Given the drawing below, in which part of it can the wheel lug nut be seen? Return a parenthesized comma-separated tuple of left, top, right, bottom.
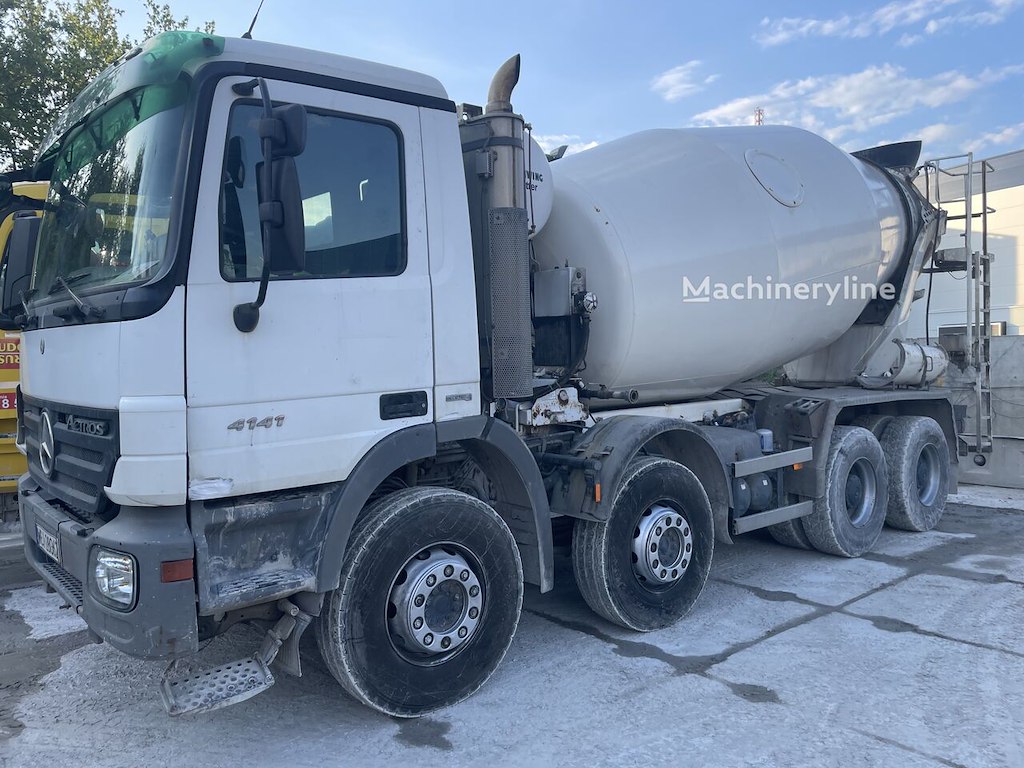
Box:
(653, 559, 659, 568)
(424, 633, 434, 646)
(660, 569, 667, 578)
(413, 617, 423, 630)
(426, 574, 436, 587)
(460, 570, 470, 581)
(655, 527, 663, 536)
(441, 637, 451, 649)
(469, 585, 480, 597)
(458, 627, 468, 638)
(414, 595, 425, 607)
(469, 607, 479, 619)
(650, 543, 657, 552)
(444, 565, 454, 578)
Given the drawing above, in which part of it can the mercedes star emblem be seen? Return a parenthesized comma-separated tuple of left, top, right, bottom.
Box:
(39, 410, 55, 477)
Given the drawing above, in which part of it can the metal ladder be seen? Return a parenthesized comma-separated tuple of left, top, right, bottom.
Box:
(921, 153, 995, 458)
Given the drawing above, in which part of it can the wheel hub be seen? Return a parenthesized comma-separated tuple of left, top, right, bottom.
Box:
(844, 457, 877, 527)
(916, 443, 941, 506)
(389, 546, 483, 656)
(632, 504, 692, 585)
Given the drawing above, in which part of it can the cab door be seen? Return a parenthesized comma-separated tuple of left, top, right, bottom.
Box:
(185, 76, 433, 498)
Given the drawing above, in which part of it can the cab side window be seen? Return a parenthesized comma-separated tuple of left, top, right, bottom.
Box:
(219, 103, 405, 281)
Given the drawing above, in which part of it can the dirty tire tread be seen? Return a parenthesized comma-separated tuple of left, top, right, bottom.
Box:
(803, 426, 889, 558)
(880, 415, 949, 532)
(571, 456, 714, 631)
(768, 518, 813, 550)
(851, 413, 895, 440)
(315, 487, 523, 717)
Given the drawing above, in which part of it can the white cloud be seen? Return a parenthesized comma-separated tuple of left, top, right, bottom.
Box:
(533, 133, 599, 157)
(692, 63, 1024, 146)
(913, 123, 957, 145)
(925, 0, 1023, 32)
(966, 122, 1024, 153)
(650, 61, 718, 102)
(755, 0, 1018, 46)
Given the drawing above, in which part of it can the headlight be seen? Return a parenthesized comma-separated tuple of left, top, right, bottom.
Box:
(93, 549, 136, 608)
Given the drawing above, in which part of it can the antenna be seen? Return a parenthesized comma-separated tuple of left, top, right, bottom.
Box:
(242, 0, 266, 39)
(754, 107, 765, 126)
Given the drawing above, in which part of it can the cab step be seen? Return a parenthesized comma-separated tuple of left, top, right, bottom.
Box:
(160, 656, 275, 716)
(159, 597, 314, 716)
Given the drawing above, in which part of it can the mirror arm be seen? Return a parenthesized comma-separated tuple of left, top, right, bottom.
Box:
(233, 77, 276, 334)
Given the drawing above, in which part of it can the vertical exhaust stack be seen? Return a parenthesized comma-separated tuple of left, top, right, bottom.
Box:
(460, 55, 533, 402)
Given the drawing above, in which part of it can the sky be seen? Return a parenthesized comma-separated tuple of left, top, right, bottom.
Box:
(113, 0, 1024, 159)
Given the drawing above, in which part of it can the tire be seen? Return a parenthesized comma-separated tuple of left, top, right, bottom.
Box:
(803, 426, 889, 557)
(315, 487, 523, 717)
(571, 456, 714, 631)
(768, 518, 813, 550)
(851, 413, 894, 440)
(880, 416, 950, 532)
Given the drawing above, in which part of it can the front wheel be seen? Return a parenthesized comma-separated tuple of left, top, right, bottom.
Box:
(572, 456, 714, 631)
(315, 487, 523, 717)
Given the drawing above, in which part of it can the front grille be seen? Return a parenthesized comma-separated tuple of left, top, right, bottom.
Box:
(22, 396, 119, 517)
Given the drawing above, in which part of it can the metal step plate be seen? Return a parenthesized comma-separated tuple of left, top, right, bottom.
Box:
(160, 656, 275, 716)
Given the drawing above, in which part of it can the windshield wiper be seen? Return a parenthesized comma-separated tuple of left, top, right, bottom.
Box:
(16, 288, 39, 328)
(47, 272, 90, 294)
(49, 275, 105, 319)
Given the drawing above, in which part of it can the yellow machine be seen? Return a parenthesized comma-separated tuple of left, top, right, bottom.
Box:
(0, 177, 46, 521)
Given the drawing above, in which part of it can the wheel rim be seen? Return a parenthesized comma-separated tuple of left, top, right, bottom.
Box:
(388, 544, 484, 664)
(844, 457, 877, 527)
(916, 443, 942, 506)
(631, 503, 693, 587)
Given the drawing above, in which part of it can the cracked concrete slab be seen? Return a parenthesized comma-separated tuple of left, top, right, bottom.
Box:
(711, 538, 908, 606)
(710, 611, 1024, 768)
(844, 573, 1024, 656)
(1, 503, 1021, 767)
(949, 552, 1024, 583)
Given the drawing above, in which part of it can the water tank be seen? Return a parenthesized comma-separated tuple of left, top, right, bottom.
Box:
(531, 126, 915, 402)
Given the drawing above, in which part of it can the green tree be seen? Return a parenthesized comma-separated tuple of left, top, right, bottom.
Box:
(0, 0, 214, 171)
(142, 0, 215, 39)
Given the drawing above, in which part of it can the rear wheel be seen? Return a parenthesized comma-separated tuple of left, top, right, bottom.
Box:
(803, 426, 889, 557)
(572, 456, 714, 631)
(315, 487, 523, 717)
(768, 518, 813, 550)
(851, 413, 894, 440)
(880, 416, 949, 532)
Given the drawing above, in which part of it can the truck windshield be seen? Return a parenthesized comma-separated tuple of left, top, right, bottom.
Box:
(32, 81, 187, 299)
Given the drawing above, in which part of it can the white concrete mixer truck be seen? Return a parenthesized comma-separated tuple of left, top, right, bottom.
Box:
(4, 33, 959, 717)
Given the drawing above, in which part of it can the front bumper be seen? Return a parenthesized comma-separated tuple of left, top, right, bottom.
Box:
(20, 475, 199, 659)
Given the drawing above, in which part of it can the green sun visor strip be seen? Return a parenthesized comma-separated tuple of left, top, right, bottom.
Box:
(36, 31, 225, 168)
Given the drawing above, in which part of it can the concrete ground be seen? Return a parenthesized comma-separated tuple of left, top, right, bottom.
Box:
(1, 491, 1022, 768)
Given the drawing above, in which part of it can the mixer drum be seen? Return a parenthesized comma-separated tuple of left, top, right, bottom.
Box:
(531, 126, 911, 402)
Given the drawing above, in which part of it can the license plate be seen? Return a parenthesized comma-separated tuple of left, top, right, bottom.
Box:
(36, 524, 60, 563)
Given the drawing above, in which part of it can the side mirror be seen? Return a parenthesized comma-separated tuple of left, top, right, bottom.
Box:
(0, 213, 40, 329)
(0, 176, 12, 209)
(232, 80, 308, 333)
(263, 103, 307, 158)
(256, 156, 306, 273)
